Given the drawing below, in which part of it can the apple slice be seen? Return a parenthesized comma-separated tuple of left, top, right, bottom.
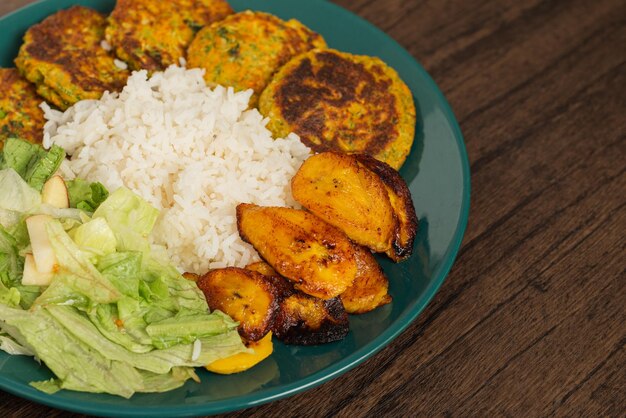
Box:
(25, 214, 58, 274)
(22, 254, 53, 286)
(41, 175, 69, 209)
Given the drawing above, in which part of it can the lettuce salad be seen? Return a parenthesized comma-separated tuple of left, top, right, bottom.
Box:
(0, 138, 246, 398)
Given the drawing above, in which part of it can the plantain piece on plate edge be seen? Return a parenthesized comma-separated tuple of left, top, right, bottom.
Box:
(14, 6, 129, 110)
(353, 153, 418, 261)
(291, 151, 398, 253)
(0, 68, 45, 148)
(341, 245, 392, 314)
(246, 261, 349, 345)
(237, 203, 357, 300)
(106, 0, 233, 72)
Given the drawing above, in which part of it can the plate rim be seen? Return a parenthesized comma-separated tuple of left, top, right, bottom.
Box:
(0, 0, 471, 415)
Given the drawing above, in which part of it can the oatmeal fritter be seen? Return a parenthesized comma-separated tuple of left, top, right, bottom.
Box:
(14, 6, 129, 110)
(259, 49, 416, 169)
(0, 68, 45, 148)
(106, 0, 233, 71)
(187, 11, 326, 107)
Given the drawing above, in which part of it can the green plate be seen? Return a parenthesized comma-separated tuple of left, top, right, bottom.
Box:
(0, 0, 470, 415)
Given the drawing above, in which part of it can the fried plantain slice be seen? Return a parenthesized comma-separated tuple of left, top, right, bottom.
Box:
(354, 154, 418, 261)
(245, 261, 278, 277)
(246, 260, 349, 345)
(197, 267, 278, 341)
(274, 292, 348, 345)
(291, 151, 397, 253)
(237, 204, 357, 299)
(341, 245, 392, 314)
(182, 272, 199, 281)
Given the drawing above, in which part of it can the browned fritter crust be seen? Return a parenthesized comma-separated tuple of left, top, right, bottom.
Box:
(0, 68, 45, 148)
(259, 49, 416, 169)
(106, 0, 233, 71)
(187, 11, 326, 107)
(14, 6, 129, 110)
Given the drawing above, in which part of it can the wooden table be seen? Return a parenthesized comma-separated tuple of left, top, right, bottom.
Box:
(1, 0, 624, 416)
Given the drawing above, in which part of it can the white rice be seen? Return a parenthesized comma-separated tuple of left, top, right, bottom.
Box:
(42, 66, 310, 273)
(113, 59, 128, 70)
(100, 39, 112, 51)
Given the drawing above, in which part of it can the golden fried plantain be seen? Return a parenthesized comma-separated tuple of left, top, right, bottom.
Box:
(197, 267, 278, 341)
(291, 151, 397, 253)
(246, 260, 349, 345)
(354, 154, 418, 261)
(245, 261, 278, 277)
(274, 292, 349, 345)
(182, 272, 199, 281)
(341, 245, 392, 314)
(237, 204, 357, 299)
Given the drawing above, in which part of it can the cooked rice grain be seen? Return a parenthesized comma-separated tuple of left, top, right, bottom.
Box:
(43, 66, 310, 273)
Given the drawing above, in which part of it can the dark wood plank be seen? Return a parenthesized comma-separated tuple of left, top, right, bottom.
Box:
(1, 0, 625, 417)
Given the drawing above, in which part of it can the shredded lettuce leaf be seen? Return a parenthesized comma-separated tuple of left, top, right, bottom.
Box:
(66, 178, 109, 212)
(0, 168, 41, 217)
(0, 138, 65, 191)
(93, 188, 159, 255)
(0, 187, 247, 397)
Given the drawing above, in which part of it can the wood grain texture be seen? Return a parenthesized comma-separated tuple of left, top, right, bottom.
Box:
(1, 0, 625, 416)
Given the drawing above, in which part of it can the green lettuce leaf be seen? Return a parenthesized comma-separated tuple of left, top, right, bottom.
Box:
(24, 145, 65, 191)
(66, 178, 109, 212)
(0, 332, 34, 356)
(30, 379, 61, 394)
(0, 168, 41, 217)
(44, 220, 121, 304)
(72, 217, 117, 262)
(0, 138, 40, 177)
(93, 188, 159, 253)
(0, 138, 65, 191)
(97, 251, 142, 298)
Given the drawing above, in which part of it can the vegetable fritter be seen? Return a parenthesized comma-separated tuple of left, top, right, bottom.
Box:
(197, 267, 278, 341)
(0, 68, 45, 148)
(187, 11, 326, 107)
(341, 245, 392, 314)
(236, 204, 357, 299)
(259, 48, 416, 169)
(355, 153, 418, 261)
(106, 0, 233, 72)
(246, 261, 349, 345)
(291, 152, 397, 253)
(14, 6, 129, 110)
